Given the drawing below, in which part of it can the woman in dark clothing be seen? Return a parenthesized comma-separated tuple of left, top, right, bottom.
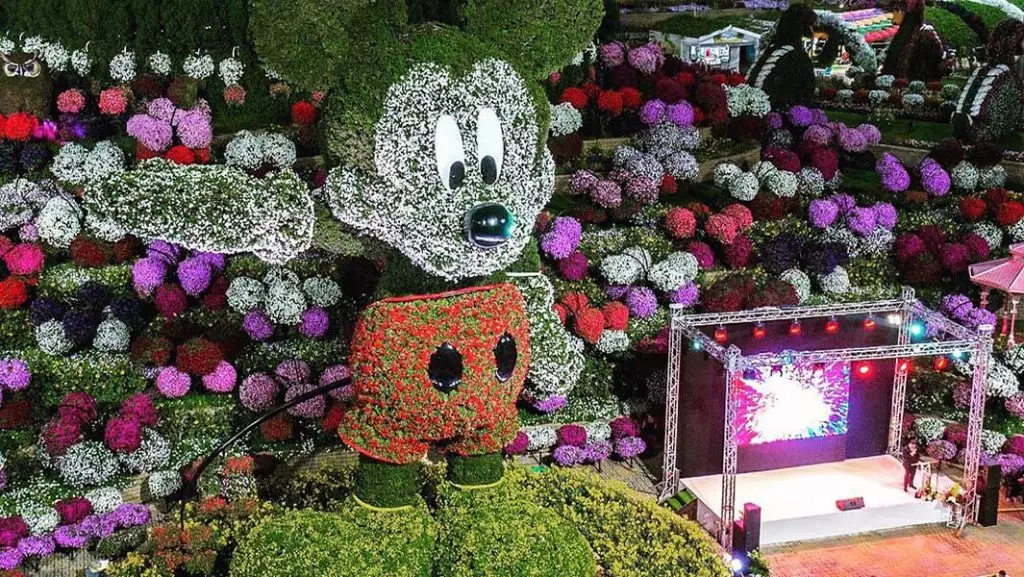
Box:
(902, 439, 920, 492)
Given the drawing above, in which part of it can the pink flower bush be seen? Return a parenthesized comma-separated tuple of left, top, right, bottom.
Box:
(2, 244, 43, 275)
(98, 88, 128, 115)
(202, 361, 237, 393)
(56, 90, 86, 114)
(705, 213, 738, 245)
(156, 366, 191, 398)
(104, 414, 143, 453)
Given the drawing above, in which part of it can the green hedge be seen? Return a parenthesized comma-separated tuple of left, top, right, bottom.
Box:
(515, 467, 730, 577)
(962, 0, 1013, 29)
(230, 505, 436, 577)
(446, 453, 503, 486)
(19, 349, 146, 408)
(36, 263, 132, 303)
(354, 456, 422, 508)
(436, 487, 596, 577)
(925, 7, 981, 51)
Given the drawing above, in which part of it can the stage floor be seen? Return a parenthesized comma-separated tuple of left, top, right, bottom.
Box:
(683, 455, 952, 545)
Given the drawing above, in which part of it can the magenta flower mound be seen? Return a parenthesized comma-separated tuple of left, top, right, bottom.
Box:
(940, 243, 971, 273)
(569, 170, 599, 195)
(104, 414, 143, 453)
(120, 394, 159, 427)
(610, 415, 640, 439)
(192, 252, 226, 272)
(532, 395, 568, 413)
(627, 43, 662, 74)
(126, 114, 173, 152)
(808, 199, 839, 229)
(239, 373, 279, 412)
(802, 124, 833, 147)
(540, 217, 583, 259)
(0, 547, 22, 570)
(4, 244, 44, 275)
(176, 110, 213, 149)
(0, 358, 30, 391)
(873, 202, 898, 230)
(55, 498, 93, 526)
(858, 123, 881, 146)
(299, 307, 330, 338)
(558, 251, 589, 281)
(321, 364, 352, 394)
(940, 294, 974, 321)
(52, 524, 89, 549)
(17, 535, 55, 557)
(111, 503, 150, 528)
(284, 384, 326, 419)
(614, 436, 647, 459)
(668, 282, 699, 307)
(242, 309, 274, 341)
(58, 392, 97, 424)
(787, 105, 814, 127)
(504, 431, 529, 456)
(557, 424, 588, 448)
(275, 359, 311, 384)
(846, 206, 878, 236)
(767, 112, 783, 130)
(599, 42, 626, 67)
(176, 257, 212, 296)
(830, 193, 855, 214)
(156, 366, 191, 398)
(591, 180, 623, 208)
(895, 234, 926, 262)
(625, 286, 658, 318)
(553, 444, 583, 466)
(640, 99, 667, 126)
(154, 284, 188, 318)
(666, 101, 694, 128)
(963, 233, 990, 260)
(0, 517, 28, 548)
(687, 240, 715, 269)
(201, 361, 237, 393)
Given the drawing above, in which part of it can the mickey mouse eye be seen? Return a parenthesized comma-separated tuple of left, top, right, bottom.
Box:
(476, 108, 503, 185)
(435, 115, 466, 191)
(3, 63, 18, 77)
(22, 61, 40, 77)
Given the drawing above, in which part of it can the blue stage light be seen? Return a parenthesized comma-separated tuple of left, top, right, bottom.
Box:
(909, 321, 925, 337)
(690, 339, 702, 351)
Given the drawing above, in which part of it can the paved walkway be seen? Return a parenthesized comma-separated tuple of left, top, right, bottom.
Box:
(764, 513, 1024, 577)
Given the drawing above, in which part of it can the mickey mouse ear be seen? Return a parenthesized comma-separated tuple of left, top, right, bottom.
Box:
(249, 0, 408, 92)
(463, 0, 604, 81)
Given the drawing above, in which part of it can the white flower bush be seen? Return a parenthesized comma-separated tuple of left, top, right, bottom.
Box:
(869, 90, 889, 106)
(914, 416, 946, 442)
(596, 330, 630, 354)
(118, 429, 171, 473)
(225, 131, 297, 171)
(36, 320, 73, 355)
(525, 426, 557, 451)
(978, 165, 1006, 189)
(148, 52, 171, 75)
(264, 278, 306, 325)
(981, 429, 1007, 454)
(51, 141, 126, 187)
(147, 470, 182, 499)
(876, 75, 895, 89)
(972, 222, 1003, 250)
(584, 422, 612, 442)
(764, 169, 798, 198)
(600, 247, 650, 286)
(323, 59, 553, 281)
(302, 277, 342, 308)
(35, 198, 82, 248)
(647, 252, 698, 292)
(227, 277, 266, 312)
(713, 163, 742, 188)
(183, 52, 215, 79)
(19, 502, 60, 535)
(797, 167, 825, 197)
(987, 360, 1020, 398)
(57, 442, 119, 487)
(837, 89, 854, 102)
(902, 93, 925, 109)
(85, 487, 123, 514)
(819, 265, 851, 295)
(84, 159, 315, 264)
(219, 56, 245, 86)
(71, 47, 92, 76)
(549, 102, 583, 137)
(109, 49, 136, 83)
(725, 84, 770, 118)
(510, 274, 584, 401)
(713, 163, 760, 201)
(781, 268, 811, 303)
(93, 318, 130, 352)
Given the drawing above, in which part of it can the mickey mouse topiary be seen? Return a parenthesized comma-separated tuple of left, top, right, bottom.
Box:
(746, 4, 817, 111)
(952, 18, 1024, 143)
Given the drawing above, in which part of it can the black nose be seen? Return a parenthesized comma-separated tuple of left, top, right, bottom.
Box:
(466, 203, 514, 248)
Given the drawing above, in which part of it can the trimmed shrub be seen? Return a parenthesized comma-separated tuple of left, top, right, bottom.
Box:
(230, 506, 435, 577)
(447, 453, 503, 487)
(353, 455, 421, 508)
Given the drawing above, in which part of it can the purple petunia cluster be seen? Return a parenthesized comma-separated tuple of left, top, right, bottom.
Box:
(126, 98, 213, 152)
(540, 217, 583, 260)
(919, 158, 951, 197)
(876, 153, 910, 193)
(808, 195, 898, 237)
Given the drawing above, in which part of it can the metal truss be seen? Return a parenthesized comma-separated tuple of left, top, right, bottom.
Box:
(720, 348, 741, 549)
(662, 287, 993, 545)
(962, 325, 994, 525)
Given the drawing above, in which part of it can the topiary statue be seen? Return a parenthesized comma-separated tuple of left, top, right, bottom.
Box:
(881, 0, 945, 81)
(952, 18, 1024, 143)
(745, 4, 817, 111)
(0, 51, 52, 116)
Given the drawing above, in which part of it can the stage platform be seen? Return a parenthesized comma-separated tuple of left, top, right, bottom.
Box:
(683, 455, 952, 545)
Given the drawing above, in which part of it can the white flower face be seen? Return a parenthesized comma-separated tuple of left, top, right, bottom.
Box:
(324, 59, 553, 281)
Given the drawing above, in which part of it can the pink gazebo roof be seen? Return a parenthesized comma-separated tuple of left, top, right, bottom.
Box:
(969, 243, 1024, 293)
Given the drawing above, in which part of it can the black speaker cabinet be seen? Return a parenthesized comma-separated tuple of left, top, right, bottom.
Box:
(978, 463, 1000, 527)
(835, 496, 865, 511)
(740, 502, 761, 552)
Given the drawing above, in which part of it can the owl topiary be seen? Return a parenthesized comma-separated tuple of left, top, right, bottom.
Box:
(746, 4, 817, 111)
(952, 19, 1024, 143)
(0, 51, 52, 117)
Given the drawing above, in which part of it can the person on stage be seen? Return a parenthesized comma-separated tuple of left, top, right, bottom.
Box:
(902, 439, 920, 492)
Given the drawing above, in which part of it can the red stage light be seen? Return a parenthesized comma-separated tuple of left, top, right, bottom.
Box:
(863, 316, 877, 332)
(855, 362, 872, 376)
(933, 356, 949, 371)
(752, 323, 766, 339)
(898, 360, 911, 373)
(825, 318, 839, 335)
(714, 326, 728, 343)
(788, 320, 802, 336)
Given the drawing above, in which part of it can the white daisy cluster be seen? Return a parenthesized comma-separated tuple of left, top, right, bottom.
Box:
(19, 502, 60, 535)
(524, 426, 558, 452)
(549, 102, 583, 137)
(971, 222, 1003, 250)
(224, 131, 297, 171)
(902, 93, 925, 109)
(84, 159, 315, 264)
(56, 441, 119, 487)
(725, 84, 771, 118)
(228, 270, 341, 325)
(950, 162, 979, 192)
(148, 52, 172, 75)
(109, 48, 136, 83)
(713, 163, 759, 201)
(118, 429, 171, 473)
(814, 10, 878, 71)
(981, 429, 1008, 454)
(183, 52, 215, 79)
(753, 161, 798, 198)
(51, 141, 126, 187)
(84, 487, 123, 514)
(875, 75, 895, 89)
(219, 55, 245, 86)
(93, 318, 131, 352)
(510, 274, 584, 403)
(781, 268, 811, 303)
(914, 416, 946, 442)
(596, 330, 630, 354)
(818, 265, 851, 295)
(868, 90, 889, 107)
(147, 470, 183, 499)
(836, 89, 854, 102)
(978, 165, 1006, 189)
(0, 34, 71, 71)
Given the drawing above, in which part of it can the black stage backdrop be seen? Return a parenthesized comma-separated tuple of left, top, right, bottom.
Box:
(675, 316, 898, 477)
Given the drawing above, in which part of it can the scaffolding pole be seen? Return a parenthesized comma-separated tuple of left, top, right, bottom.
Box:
(962, 323, 994, 525)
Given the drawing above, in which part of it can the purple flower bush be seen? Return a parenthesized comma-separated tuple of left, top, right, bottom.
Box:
(540, 217, 583, 260)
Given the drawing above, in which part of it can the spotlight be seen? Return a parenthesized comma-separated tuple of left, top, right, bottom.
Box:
(951, 350, 965, 360)
(887, 313, 902, 326)
(933, 356, 949, 371)
(788, 319, 802, 336)
(855, 361, 872, 376)
(714, 326, 728, 344)
(909, 321, 925, 338)
(690, 339, 702, 351)
(730, 557, 744, 573)
(898, 360, 912, 373)
(825, 316, 840, 335)
(752, 322, 766, 339)
(863, 315, 877, 332)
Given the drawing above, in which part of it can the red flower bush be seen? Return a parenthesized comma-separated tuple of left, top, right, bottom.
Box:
(291, 101, 317, 125)
(996, 201, 1024, 227)
(620, 87, 642, 109)
(664, 207, 696, 239)
(601, 302, 629, 330)
(163, 145, 195, 165)
(176, 338, 224, 376)
(573, 308, 606, 344)
(2, 112, 38, 141)
(104, 413, 143, 453)
(596, 90, 624, 116)
(559, 87, 588, 110)
(0, 278, 28, 310)
(959, 198, 987, 221)
(70, 237, 108, 268)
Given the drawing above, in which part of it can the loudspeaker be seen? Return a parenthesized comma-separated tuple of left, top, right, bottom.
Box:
(835, 497, 865, 511)
(978, 463, 1000, 527)
(736, 502, 760, 553)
